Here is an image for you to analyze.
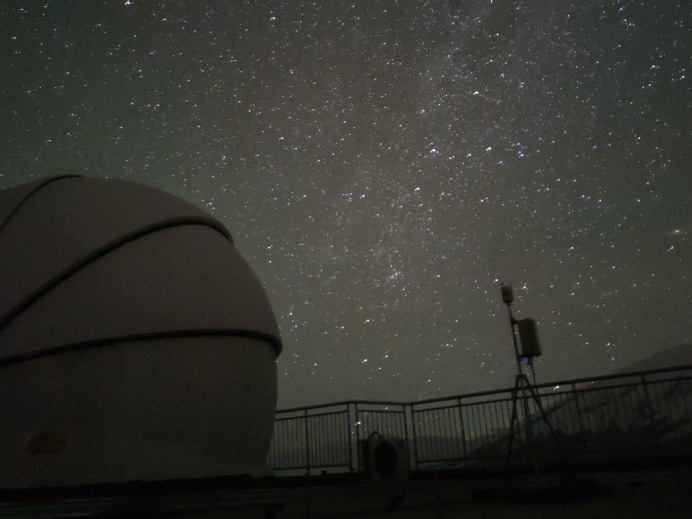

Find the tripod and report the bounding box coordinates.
[505,372,568,474]
[501,285,572,483]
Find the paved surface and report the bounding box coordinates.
[261,469,692,519]
[2,468,691,518]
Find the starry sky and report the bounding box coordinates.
[1,1,690,408]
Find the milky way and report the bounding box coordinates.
[1,1,690,407]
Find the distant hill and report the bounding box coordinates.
[612,342,692,374]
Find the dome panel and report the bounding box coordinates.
[1,225,280,359]
[0,176,282,487]
[0,177,72,229]
[0,336,277,487]
[0,176,228,319]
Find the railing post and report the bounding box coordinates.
[571,382,585,432]
[354,402,361,472]
[410,403,419,470]
[640,374,655,420]
[458,398,468,458]
[347,402,354,472]
[304,409,310,475]
[404,403,414,471]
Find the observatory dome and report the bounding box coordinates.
[0,176,282,488]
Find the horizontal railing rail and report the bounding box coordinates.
[268,364,692,474]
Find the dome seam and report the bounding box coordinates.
[0,328,282,367]
[0,175,82,236]
[0,217,233,334]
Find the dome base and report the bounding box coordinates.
[0,337,277,489]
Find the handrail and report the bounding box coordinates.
[270,364,692,474]
[276,363,692,412]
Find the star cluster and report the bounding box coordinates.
[1,1,690,407]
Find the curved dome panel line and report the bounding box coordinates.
[0,328,283,369]
[0,175,82,233]
[0,176,282,489]
[0,216,235,339]
[0,175,234,320]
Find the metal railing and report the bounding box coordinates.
[268,364,692,474]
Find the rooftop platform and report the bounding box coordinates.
[2,466,692,518]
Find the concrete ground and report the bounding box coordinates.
[2,468,691,518]
[247,470,692,519]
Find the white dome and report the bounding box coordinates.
[0,176,282,488]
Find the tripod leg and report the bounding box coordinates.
[504,379,521,483]
[526,384,574,476]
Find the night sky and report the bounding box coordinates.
[1,1,690,408]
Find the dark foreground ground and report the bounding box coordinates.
[2,468,692,518]
[289,471,692,519]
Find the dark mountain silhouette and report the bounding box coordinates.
[611,342,692,375]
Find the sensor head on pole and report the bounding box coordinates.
[500,283,514,305]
